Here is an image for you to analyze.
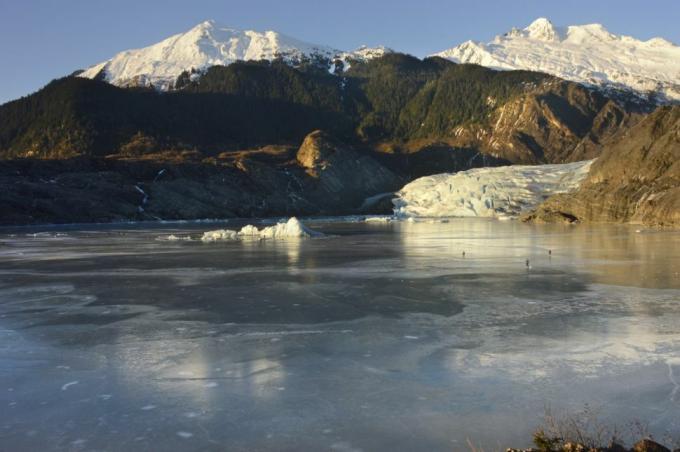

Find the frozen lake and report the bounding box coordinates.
[1,218,679,451]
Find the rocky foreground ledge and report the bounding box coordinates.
[508,438,678,452]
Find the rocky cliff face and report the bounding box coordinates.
[523,106,680,226]
[444,80,636,164]
[295,130,403,208]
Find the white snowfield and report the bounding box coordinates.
[80,20,390,89]
[434,18,680,102]
[393,160,594,219]
[201,217,323,242]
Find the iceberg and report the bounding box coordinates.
[200,229,239,242]
[201,217,323,242]
[393,160,593,219]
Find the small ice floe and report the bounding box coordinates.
[26,232,69,239]
[156,234,192,241]
[61,381,79,391]
[176,431,193,439]
[141,405,157,411]
[364,216,393,223]
[203,382,218,388]
[200,229,239,242]
[201,217,324,242]
[404,335,419,340]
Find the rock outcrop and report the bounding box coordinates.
[296,130,403,208]
[523,106,680,226]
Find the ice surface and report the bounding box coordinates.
[434,18,680,102]
[393,160,593,219]
[1,220,679,451]
[201,217,323,242]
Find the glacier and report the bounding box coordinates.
[393,160,593,219]
[434,18,680,103]
[79,20,390,89]
[201,217,323,242]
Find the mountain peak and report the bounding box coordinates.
[524,18,560,41]
[78,22,389,89]
[196,19,216,28]
[433,18,680,103]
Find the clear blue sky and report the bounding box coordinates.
[1,0,679,104]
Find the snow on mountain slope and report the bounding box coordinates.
[393,160,594,219]
[80,20,390,89]
[434,18,680,103]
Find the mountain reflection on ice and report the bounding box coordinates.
[0,219,679,451]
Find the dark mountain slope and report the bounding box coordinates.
[0,54,641,165]
[524,106,680,226]
[0,74,354,159]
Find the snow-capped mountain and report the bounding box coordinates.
[80,20,391,89]
[434,18,680,103]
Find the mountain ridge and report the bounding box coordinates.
[2,54,637,165]
[434,18,680,104]
[79,20,392,89]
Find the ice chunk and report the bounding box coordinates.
[237,225,261,236]
[255,217,321,239]
[393,160,593,219]
[201,217,323,242]
[200,229,239,242]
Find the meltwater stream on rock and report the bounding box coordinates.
[0,218,679,451]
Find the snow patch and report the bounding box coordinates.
[393,160,593,219]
